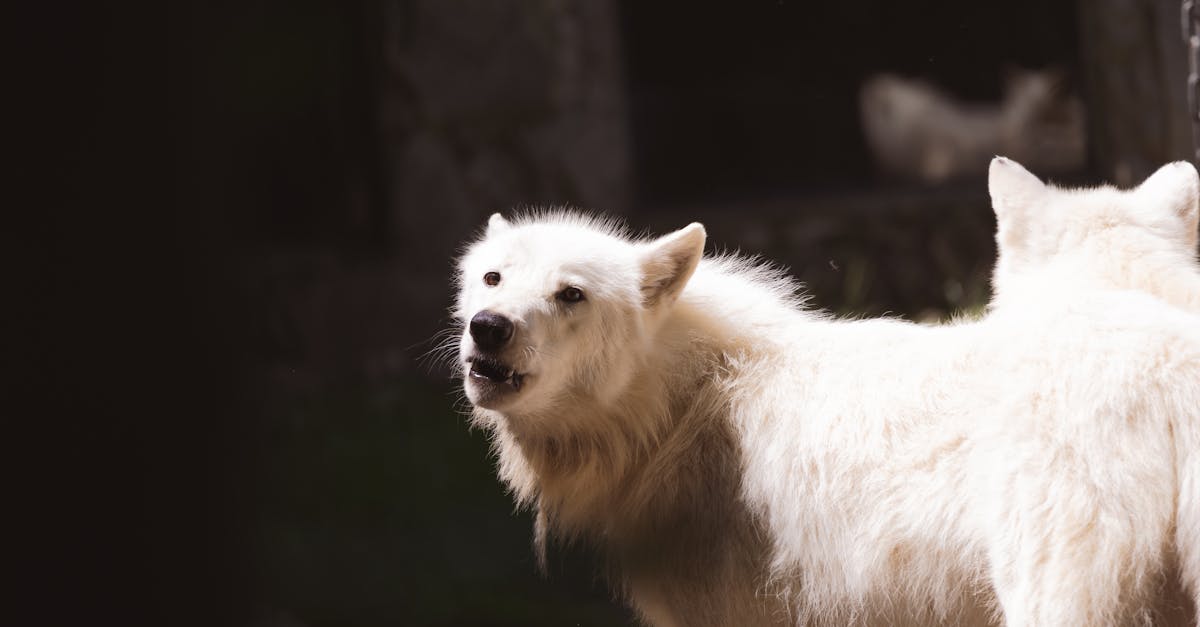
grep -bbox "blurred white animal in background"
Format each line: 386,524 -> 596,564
860,69 -> 1085,183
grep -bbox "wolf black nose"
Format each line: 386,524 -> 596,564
470,310 -> 514,351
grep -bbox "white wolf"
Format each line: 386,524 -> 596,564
988,156 -> 1200,312
859,71 -> 1084,183
986,157 -> 1200,625
455,211 -> 1200,626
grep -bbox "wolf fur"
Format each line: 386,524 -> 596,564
454,211 -> 1200,626
987,157 -> 1200,625
988,156 -> 1200,312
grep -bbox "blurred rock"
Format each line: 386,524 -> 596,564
383,0 -> 631,238
250,1 -> 633,392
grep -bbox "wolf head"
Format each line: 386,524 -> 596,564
988,157 -> 1200,301
455,213 -> 705,418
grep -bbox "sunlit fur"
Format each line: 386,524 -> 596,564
988,157 -> 1200,624
454,210 -> 1200,626
989,157 -> 1200,312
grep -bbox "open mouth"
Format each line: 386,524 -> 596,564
467,355 -> 525,390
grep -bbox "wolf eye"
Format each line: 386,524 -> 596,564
483,272 -> 501,286
557,286 -> 585,303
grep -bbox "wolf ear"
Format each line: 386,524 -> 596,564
1137,161 -> 1200,225
638,223 -> 706,308
487,213 -> 511,236
989,157 -> 1046,225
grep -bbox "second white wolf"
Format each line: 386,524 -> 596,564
455,211 -> 1200,626
989,156 -> 1200,312
986,156 -> 1200,625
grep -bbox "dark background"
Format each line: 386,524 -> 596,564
13,1 -> 1193,626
